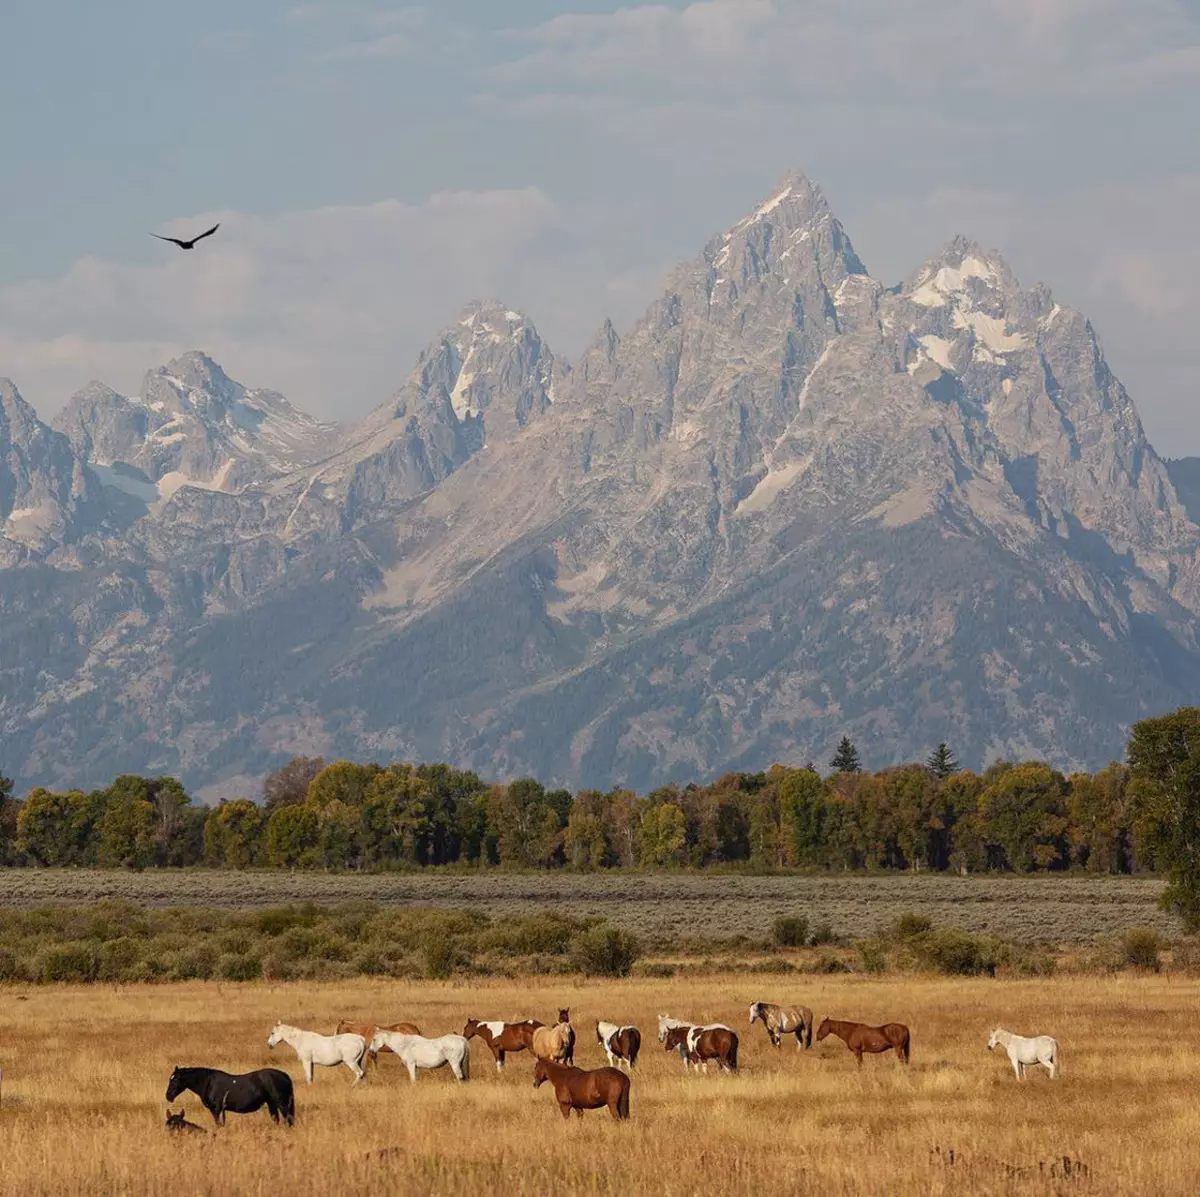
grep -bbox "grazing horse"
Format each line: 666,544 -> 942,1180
462,1018 -> 543,1071
749,1001 -> 813,1050
335,1020 -> 421,1068
165,1108 -> 206,1135
165,1066 -> 295,1127
369,1031 -> 470,1082
532,1059 -> 630,1121
657,1015 -> 694,1066
988,1028 -> 1059,1080
596,1021 -> 641,1070
267,1022 -> 367,1084
816,1018 -> 910,1067
532,1020 -> 573,1063
557,1008 -> 576,1066
660,1022 -> 738,1073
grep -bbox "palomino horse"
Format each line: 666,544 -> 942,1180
816,1018 -> 910,1067
369,1031 -> 470,1082
557,1008 -> 576,1065
165,1066 -> 295,1127
532,1059 -> 630,1120
462,1018 -> 542,1071
532,1019 -> 573,1063
659,1019 -> 739,1073
267,1022 -> 368,1084
596,1021 -> 641,1070
987,1028 -> 1059,1080
335,1020 -> 421,1069
749,1001 -> 813,1050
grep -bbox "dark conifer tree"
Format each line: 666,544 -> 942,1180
926,743 -> 961,780
830,736 -> 861,774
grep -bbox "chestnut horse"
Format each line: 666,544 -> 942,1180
816,1018 -> 910,1066
335,1020 -> 421,1069
532,1059 -> 630,1120
661,1022 -> 738,1073
462,1018 -> 543,1071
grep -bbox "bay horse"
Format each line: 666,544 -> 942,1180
532,1058 -> 630,1120
267,1022 -> 368,1084
987,1028 -> 1059,1080
660,1021 -> 738,1073
165,1066 -> 295,1127
816,1018 -> 910,1066
335,1020 -> 421,1069
462,1018 -> 542,1071
557,1008 -> 576,1065
749,1001 -> 813,1050
369,1031 -> 470,1082
532,1020 -> 573,1064
596,1021 -> 640,1070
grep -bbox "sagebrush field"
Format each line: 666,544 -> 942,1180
0,973 -> 1194,1195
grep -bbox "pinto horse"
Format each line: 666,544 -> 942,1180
462,1018 -> 543,1071
749,1001 -> 813,1050
596,1021 -> 641,1070
532,1059 -> 630,1120
816,1018 -> 910,1066
660,1021 -> 739,1073
335,1020 -> 421,1069
165,1066 -> 295,1127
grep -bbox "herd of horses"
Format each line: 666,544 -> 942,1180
163,1001 -> 1059,1130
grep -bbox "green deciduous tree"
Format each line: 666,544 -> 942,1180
305,761 -> 381,810
98,780 -> 156,868
778,766 -> 825,866
263,804 -> 320,868
203,800 -> 265,868
639,802 -> 687,866
979,763 -> 1069,872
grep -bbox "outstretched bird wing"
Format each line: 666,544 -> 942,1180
192,223 -> 220,243
151,233 -> 190,248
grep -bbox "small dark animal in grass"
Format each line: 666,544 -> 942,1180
165,1108 -> 206,1135
596,1021 -> 641,1071
532,1059 -> 630,1121
151,223 -> 220,250
661,1023 -> 739,1073
749,1001 -> 814,1050
335,1020 -> 421,1069
557,1008 -> 576,1066
815,1018 -> 910,1066
461,1018 -> 543,1071
165,1066 -> 295,1127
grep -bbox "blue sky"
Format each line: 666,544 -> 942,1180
2,0 -> 1199,450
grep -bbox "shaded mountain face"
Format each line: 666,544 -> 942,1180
2,173 -> 1198,795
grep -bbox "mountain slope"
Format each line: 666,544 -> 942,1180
1,172 -> 1198,794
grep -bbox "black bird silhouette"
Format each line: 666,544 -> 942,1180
150,223 -> 220,250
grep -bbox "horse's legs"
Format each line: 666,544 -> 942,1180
407,1063 -> 419,1083
304,1059 -> 314,1084
855,1048 -> 863,1068
557,1099 -> 572,1120
1012,1058 -> 1023,1080
496,1049 -> 505,1072
795,1030 -> 803,1051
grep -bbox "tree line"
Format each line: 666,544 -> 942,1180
3,710 -> 1200,922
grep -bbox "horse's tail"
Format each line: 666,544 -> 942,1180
461,1043 -> 471,1081
804,1016 -> 813,1050
727,1033 -> 739,1072
280,1082 -> 296,1127
617,1080 -> 630,1120
628,1030 -> 641,1069
901,1029 -> 911,1064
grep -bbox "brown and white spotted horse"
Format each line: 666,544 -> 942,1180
749,1001 -> 814,1050
462,1018 -> 543,1071
596,1021 -> 641,1071
658,1016 -> 738,1073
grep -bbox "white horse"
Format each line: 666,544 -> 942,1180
987,1027 -> 1059,1080
267,1021 -> 368,1084
370,1031 -> 470,1082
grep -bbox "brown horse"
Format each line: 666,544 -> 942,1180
335,1020 -> 421,1068
462,1018 -> 543,1071
557,1008 -> 576,1065
662,1023 -> 738,1073
532,1059 -> 630,1120
816,1018 -> 910,1066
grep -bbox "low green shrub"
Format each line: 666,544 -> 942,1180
858,941 -> 888,974
809,923 -> 841,946
39,943 -> 98,983
890,912 -> 933,940
771,916 -> 809,948
914,928 -> 1002,976
1121,927 -> 1162,972
217,952 -> 262,982
572,925 -> 640,977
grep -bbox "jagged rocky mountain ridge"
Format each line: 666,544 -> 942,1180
2,170 -> 1199,795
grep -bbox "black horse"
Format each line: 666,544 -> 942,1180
165,1066 -> 295,1127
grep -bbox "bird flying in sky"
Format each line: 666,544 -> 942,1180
150,223 -> 220,250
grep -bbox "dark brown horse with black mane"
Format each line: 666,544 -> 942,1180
816,1018 -> 910,1066
533,1058 -> 630,1120
462,1018 -> 543,1071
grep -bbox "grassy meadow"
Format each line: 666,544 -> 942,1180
0,972 -> 1195,1195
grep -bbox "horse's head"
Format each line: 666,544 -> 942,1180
266,1022 -> 285,1049
462,1018 -> 479,1040
369,1030 -> 387,1055
557,1008 -> 570,1025
532,1058 -> 550,1088
815,1018 -> 832,1042
987,1029 -> 1000,1051
749,1003 -> 763,1025
656,1014 -> 671,1042
165,1067 -> 184,1102
165,1109 -> 184,1129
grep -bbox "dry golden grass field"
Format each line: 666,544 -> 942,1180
0,973 -> 1195,1196
0,870 -> 1173,942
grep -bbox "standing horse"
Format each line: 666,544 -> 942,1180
335,1020 -> 421,1069
533,1059 -> 630,1120
267,1022 -> 368,1084
749,1001 -> 813,1050
660,1022 -> 738,1073
816,1018 -> 910,1067
369,1031 -> 470,1082
657,1015 -> 694,1067
557,1008 -> 576,1065
532,1020 -> 573,1063
165,1066 -> 295,1127
596,1021 -> 641,1070
462,1018 -> 542,1071
988,1028 -> 1059,1080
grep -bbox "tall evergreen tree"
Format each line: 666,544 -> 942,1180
830,736 -> 861,774
926,743 -> 961,780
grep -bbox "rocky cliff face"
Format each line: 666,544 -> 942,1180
2,172 -> 1198,795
